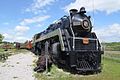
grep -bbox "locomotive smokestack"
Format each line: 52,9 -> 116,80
69,9 -> 78,16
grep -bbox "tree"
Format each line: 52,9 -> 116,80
0,34 -> 4,43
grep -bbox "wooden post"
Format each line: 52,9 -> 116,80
45,41 -> 49,74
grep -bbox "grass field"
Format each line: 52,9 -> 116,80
0,48 -> 29,62
35,51 -> 120,80
0,48 -> 5,52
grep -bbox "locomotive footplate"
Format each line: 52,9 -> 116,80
68,50 -> 102,72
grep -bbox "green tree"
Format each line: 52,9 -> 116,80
0,34 -> 4,43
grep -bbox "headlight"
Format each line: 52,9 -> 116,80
82,20 -> 89,29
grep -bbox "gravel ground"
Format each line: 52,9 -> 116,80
0,52 -> 36,80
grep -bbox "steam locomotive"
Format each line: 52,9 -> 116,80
32,7 -> 103,74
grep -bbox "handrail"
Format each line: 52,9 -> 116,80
71,37 -> 98,50
69,17 -> 75,50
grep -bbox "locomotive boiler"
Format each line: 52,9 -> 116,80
32,7 -> 103,74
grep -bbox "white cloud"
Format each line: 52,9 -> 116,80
3,33 -> 13,40
14,26 -> 30,39
95,23 -> 120,42
3,0 -> 55,43
36,24 -> 43,27
3,33 -> 30,43
14,36 -> 30,42
64,0 -> 120,14
3,27 -> 30,42
26,0 -> 56,14
2,15 -> 50,43
20,15 -> 50,25
15,26 -> 30,32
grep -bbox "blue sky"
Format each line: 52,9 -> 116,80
0,0 -> 120,42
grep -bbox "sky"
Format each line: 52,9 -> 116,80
0,0 -> 120,43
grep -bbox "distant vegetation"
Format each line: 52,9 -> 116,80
0,34 -> 4,44
102,42 -> 120,51
0,34 -> 23,61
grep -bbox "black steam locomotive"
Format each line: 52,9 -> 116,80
32,7 -> 103,74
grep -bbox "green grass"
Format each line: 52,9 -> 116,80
105,51 -> 120,58
34,51 -> 120,80
0,48 -> 5,52
103,42 -> 120,51
0,48 -> 29,62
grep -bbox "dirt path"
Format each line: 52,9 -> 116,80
0,52 -> 36,80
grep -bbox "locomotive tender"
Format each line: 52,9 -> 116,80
32,7 -> 103,74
